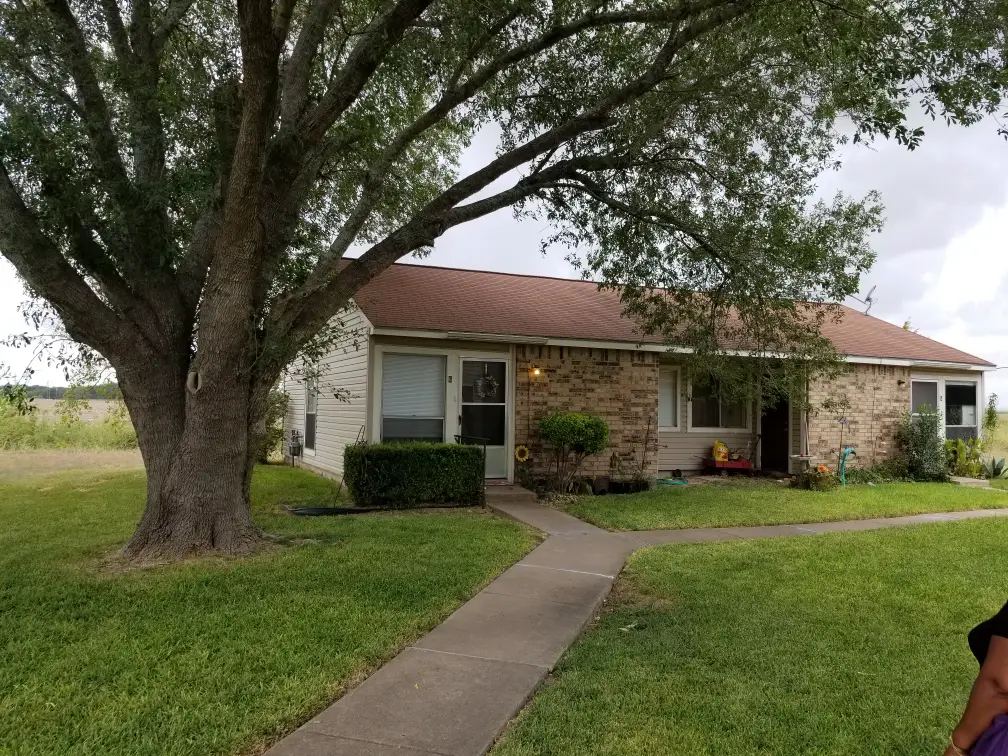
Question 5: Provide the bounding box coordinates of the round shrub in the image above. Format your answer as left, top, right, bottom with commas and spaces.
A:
538, 412, 609, 492
538, 412, 609, 454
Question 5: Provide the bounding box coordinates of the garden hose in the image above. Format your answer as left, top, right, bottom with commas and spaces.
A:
840, 447, 857, 487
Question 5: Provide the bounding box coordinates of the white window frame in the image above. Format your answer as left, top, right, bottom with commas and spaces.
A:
909, 373, 986, 442
945, 379, 980, 439
658, 365, 681, 431
686, 376, 752, 433
910, 379, 940, 418
303, 373, 318, 456
368, 343, 515, 483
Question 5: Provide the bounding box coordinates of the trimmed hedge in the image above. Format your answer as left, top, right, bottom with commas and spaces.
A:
343, 442, 485, 508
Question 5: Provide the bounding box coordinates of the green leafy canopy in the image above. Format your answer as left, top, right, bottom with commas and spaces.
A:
0, 0, 1005, 406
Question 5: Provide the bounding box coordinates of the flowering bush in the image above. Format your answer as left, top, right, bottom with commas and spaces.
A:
792, 464, 839, 491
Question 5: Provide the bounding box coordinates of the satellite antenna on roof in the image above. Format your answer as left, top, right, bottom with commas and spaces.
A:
850, 285, 876, 315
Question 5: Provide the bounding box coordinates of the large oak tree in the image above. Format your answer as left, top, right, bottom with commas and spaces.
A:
0, 0, 1004, 560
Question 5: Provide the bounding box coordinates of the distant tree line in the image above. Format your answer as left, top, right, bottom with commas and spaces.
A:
22, 383, 121, 400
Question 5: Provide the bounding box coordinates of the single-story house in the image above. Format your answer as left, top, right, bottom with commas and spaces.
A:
283, 263, 994, 482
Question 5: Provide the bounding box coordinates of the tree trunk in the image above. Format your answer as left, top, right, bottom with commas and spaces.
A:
119, 357, 268, 563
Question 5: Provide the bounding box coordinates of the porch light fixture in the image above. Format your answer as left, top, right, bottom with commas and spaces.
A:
531, 365, 542, 376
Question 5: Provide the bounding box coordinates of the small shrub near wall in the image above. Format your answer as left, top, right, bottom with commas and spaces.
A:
343, 442, 484, 508
538, 412, 609, 492
896, 408, 949, 482
844, 457, 912, 484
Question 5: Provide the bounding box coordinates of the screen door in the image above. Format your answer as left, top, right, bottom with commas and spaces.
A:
459, 359, 508, 478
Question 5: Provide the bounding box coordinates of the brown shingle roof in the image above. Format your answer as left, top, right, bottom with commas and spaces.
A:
353, 263, 994, 367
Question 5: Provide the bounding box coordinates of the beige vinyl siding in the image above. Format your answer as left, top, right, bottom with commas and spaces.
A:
282, 305, 371, 479
657, 366, 757, 473
310, 308, 371, 478
658, 404, 757, 472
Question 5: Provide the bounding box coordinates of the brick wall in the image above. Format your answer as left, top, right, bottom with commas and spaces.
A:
808, 363, 910, 468
514, 344, 659, 478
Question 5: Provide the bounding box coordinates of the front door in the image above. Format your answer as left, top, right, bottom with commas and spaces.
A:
459, 359, 508, 478
761, 398, 790, 473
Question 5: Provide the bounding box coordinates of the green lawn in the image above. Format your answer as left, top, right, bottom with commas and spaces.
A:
493, 518, 1008, 756
0, 464, 536, 756
568, 480, 1007, 530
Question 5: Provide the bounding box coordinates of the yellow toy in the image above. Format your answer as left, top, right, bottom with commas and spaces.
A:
712, 440, 729, 462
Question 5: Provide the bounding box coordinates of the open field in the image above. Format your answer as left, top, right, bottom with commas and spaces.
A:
30, 397, 120, 422
0, 401, 136, 450
0, 448, 143, 482
493, 518, 1008, 756
0, 464, 536, 756
567, 478, 1007, 531
988, 412, 1008, 460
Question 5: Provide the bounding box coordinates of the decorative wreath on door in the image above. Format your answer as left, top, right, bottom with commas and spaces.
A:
474, 374, 499, 400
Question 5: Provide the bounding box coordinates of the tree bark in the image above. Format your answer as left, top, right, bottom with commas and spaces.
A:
119, 354, 268, 562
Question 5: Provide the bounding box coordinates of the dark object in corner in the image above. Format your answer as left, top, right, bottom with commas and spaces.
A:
591, 475, 611, 495
609, 479, 650, 494
286, 502, 476, 516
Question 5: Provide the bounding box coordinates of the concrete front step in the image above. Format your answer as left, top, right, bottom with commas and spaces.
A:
952, 476, 991, 488
484, 485, 538, 503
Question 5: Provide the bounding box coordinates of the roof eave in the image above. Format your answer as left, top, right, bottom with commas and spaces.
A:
369, 326, 993, 369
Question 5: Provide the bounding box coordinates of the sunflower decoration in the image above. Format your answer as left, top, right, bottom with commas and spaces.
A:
515, 445, 531, 463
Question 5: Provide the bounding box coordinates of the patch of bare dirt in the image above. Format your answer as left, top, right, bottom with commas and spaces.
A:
0, 449, 143, 482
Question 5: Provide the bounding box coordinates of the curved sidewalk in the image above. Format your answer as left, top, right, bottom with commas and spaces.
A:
265, 497, 1008, 756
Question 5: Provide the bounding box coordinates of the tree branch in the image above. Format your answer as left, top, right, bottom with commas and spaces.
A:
301, 0, 436, 145
44, 0, 139, 217
273, 0, 299, 45
279, 0, 338, 128
99, 0, 134, 65
6, 59, 84, 118
176, 209, 222, 315
153, 0, 197, 54
263, 0, 754, 361
0, 161, 145, 361
314, 0, 744, 271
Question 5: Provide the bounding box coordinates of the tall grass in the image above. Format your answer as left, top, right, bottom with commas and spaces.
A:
988, 412, 1008, 460
0, 408, 137, 450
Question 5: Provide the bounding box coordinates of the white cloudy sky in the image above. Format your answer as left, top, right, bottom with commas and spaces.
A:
3, 120, 1008, 402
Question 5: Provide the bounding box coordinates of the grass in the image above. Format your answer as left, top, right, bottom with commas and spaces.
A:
0, 407, 137, 450
987, 412, 1008, 460
492, 518, 1008, 756
0, 464, 536, 756
567, 479, 1007, 530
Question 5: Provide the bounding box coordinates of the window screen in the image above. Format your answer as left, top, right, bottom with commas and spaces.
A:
691, 378, 747, 429
659, 368, 678, 428
691, 379, 721, 428
911, 381, 939, 415
381, 354, 446, 442
946, 382, 978, 440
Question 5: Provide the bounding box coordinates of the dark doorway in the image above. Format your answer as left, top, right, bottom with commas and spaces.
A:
761, 398, 790, 473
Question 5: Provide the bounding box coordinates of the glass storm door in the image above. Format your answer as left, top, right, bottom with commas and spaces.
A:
459, 359, 508, 478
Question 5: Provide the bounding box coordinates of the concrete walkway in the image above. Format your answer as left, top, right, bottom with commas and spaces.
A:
265, 490, 1008, 756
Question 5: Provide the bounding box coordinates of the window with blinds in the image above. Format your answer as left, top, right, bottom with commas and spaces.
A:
381, 353, 446, 443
